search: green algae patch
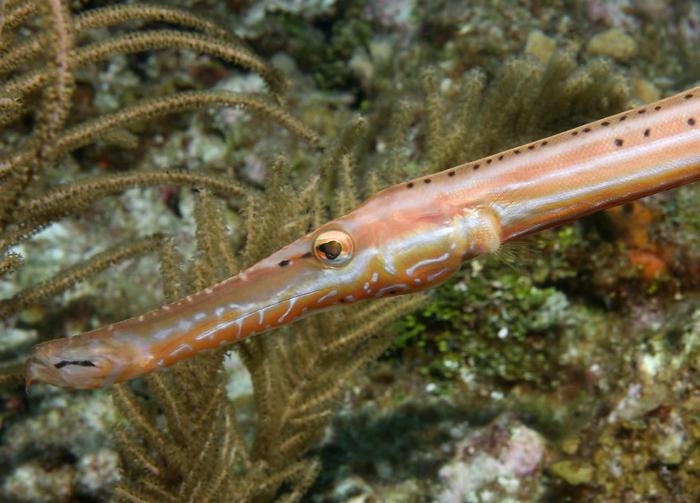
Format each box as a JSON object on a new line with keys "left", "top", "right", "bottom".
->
{"left": 550, "top": 460, "right": 594, "bottom": 486}
{"left": 390, "top": 259, "right": 570, "bottom": 383}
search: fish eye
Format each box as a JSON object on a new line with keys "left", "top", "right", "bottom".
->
{"left": 313, "top": 230, "right": 353, "bottom": 266}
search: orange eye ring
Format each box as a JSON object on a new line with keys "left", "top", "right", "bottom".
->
{"left": 313, "top": 230, "right": 354, "bottom": 266}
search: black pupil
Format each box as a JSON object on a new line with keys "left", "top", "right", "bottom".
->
{"left": 318, "top": 240, "right": 342, "bottom": 260}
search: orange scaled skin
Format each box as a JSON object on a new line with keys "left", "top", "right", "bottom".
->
{"left": 26, "top": 86, "right": 700, "bottom": 389}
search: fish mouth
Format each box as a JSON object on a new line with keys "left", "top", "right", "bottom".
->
{"left": 52, "top": 359, "right": 97, "bottom": 369}
{"left": 24, "top": 343, "right": 110, "bottom": 390}
{"left": 24, "top": 353, "right": 58, "bottom": 392}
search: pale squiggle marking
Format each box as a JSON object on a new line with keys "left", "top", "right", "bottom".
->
{"left": 278, "top": 297, "right": 297, "bottom": 323}
{"left": 371, "top": 272, "right": 378, "bottom": 283}
{"left": 193, "top": 312, "right": 207, "bottom": 321}
{"left": 383, "top": 255, "right": 397, "bottom": 275}
{"left": 317, "top": 289, "right": 338, "bottom": 303}
{"left": 215, "top": 307, "right": 225, "bottom": 317}
{"left": 170, "top": 343, "right": 192, "bottom": 357}
{"left": 195, "top": 311, "right": 253, "bottom": 341}
{"left": 375, "top": 283, "right": 408, "bottom": 297}
{"left": 427, "top": 268, "right": 451, "bottom": 282}
{"left": 154, "top": 327, "right": 175, "bottom": 340}
{"left": 157, "top": 290, "right": 334, "bottom": 350}
{"left": 234, "top": 316, "right": 245, "bottom": 338}
{"left": 405, "top": 252, "right": 450, "bottom": 277}
{"left": 194, "top": 320, "right": 224, "bottom": 341}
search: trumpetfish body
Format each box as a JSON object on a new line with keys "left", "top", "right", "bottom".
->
{"left": 26, "top": 86, "right": 700, "bottom": 389}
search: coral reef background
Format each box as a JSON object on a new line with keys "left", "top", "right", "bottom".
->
{"left": 1, "top": 0, "right": 699, "bottom": 501}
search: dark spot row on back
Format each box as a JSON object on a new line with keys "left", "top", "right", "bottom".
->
{"left": 405, "top": 176, "right": 436, "bottom": 187}
{"left": 404, "top": 92, "right": 696, "bottom": 191}
{"left": 566, "top": 101, "right": 672, "bottom": 137}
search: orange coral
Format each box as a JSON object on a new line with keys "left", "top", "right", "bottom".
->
{"left": 605, "top": 202, "right": 671, "bottom": 281}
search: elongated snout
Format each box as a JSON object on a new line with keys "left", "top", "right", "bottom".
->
{"left": 24, "top": 189, "right": 492, "bottom": 388}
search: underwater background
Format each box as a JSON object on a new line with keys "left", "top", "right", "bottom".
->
{"left": 1, "top": 0, "right": 699, "bottom": 501}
